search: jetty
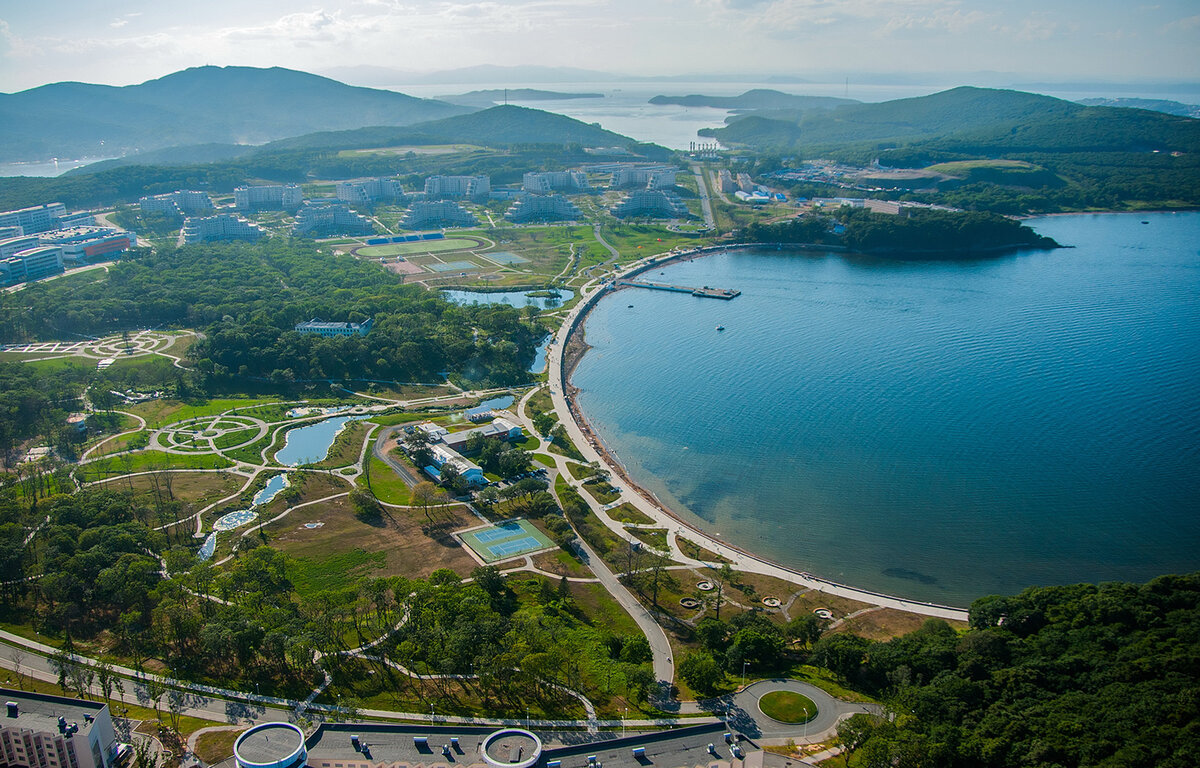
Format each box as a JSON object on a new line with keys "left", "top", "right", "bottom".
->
{"left": 617, "top": 279, "right": 740, "bottom": 300}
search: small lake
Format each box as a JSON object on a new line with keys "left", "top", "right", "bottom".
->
{"left": 530, "top": 337, "right": 551, "bottom": 373}
{"left": 476, "top": 395, "right": 515, "bottom": 411}
{"left": 443, "top": 288, "right": 574, "bottom": 311}
{"left": 275, "top": 416, "right": 365, "bottom": 467}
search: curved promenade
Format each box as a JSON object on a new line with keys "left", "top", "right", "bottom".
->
{"left": 545, "top": 246, "right": 970, "bottom": 622}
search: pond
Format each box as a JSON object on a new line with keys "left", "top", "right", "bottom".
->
{"left": 275, "top": 416, "right": 366, "bottom": 467}
{"left": 442, "top": 288, "right": 575, "bottom": 311}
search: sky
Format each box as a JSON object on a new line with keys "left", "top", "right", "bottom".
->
{"left": 1, "top": 0, "right": 1198, "bottom": 92}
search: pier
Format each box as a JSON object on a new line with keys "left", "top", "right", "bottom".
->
{"left": 617, "top": 279, "right": 741, "bottom": 300}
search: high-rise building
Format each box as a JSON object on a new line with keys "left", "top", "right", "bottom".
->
{"left": 292, "top": 201, "right": 373, "bottom": 237}
{"left": 0, "top": 689, "right": 121, "bottom": 768}
{"left": 182, "top": 214, "right": 265, "bottom": 243}
{"left": 423, "top": 175, "right": 490, "bottom": 200}
{"left": 335, "top": 178, "right": 406, "bottom": 206}
{"left": 611, "top": 190, "right": 690, "bottom": 219}
{"left": 139, "top": 191, "right": 214, "bottom": 216}
{"left": 401, "top": 201, "right": 477, "bottom": 229}
{"left": 522, "top": 171, "right": 590, "bottom": 193}
{"left": 233, "top": 185, "right": 303, "bottom": 211}
{"left": 505, "top": 195, "right": 583, "bottom": 223}
{"left": 610, "top": 166, "right": 677, "bottom": 190}
{"left": 0, "top": 204, "right": 68, "bottom": 235}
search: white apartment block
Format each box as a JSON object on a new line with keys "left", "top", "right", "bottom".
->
{"left": 717, "top": 169, "right": 736, "bottom": 193}
{"left": 523, "top": 171, "right": 590, "bottom": 193}
{"left": 610, "top": 166, "right": 677, "bottom": 190}
{"left": 336, "top": 178, "right": 406, "bottom": 206}
{"left": 233, "top": 185, "right": 303, "bottom": 210}
{"left": 505, "top": 194, "right": 583, "bottom": 223}
{"left": 423, "top": 175, "right": 490, "bottom": 200}
{"left": 182, "top": 214, "right": 265, "bottom": 243}
{"left": 139, "top": 190, "right": 214, "bottom": 216}
{"left": 0, "top": 690, "right": 120, "bottom": 768}
{"left": 401, "top": 201, "right": 477, "bottom": 229}
{"left": 292, "top": 201, "right": 373, "bottom": 237}
{"left": 611, "top": 190, "right": 689, "bottom": 219}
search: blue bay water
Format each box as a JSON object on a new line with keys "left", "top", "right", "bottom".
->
{"left": 572, "top": 212, "right": 1200, "bottom": 606}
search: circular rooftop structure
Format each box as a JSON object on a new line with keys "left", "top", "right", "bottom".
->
{"left": 481, "top": 729, "right": 542, "bottom": 768}
{"left": 234, "top": 723, "right": 306, "bottom": 768}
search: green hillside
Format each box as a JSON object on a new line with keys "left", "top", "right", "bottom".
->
{"left": 0, "top": 65, "right": 473, "bottom": 163}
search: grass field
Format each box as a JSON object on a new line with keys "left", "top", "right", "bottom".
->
{"left": 359, "top": 238, "right": 481, "bottom": 256}
{"left": 80, "top": 451, "right": 234, "bottom": 481}
{"left": 758, "top": 690, "right": 817, "bottom": 723}
{"left": 362, "top": 454, "right": 412, "bottom": 505}
{"left": 926, "top": 159, "right": 1039, "bottom": 175}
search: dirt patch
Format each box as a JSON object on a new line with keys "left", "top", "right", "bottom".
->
{"left": 829, "top": 608, "right": 967, "bottom": 642}
{"left": 268, "top": 496, "right": 480, "bottom": 580}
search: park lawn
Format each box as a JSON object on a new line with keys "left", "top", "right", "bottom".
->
{"left": 598, "top": 223, "right": 704, "bottom": 259}
{"left": 829, "top": 608, "right": 968, "bottom": 641}
{"left": 128, "top": 398, "right": 285, "bottom": 429}
{"left": 926, "top": 158, "right": 1040, "bottom": 175}
{"left": 287, "top": 548, "right": 388, "bottom": 596}
{"left": 582, "top": 482, "right": 621, "bottom": 505}
{"left": 363, "top": 454, "right": 412, "bottom": 505}
{"left": 530, "top": 549, "right": 593, "bottom": 579}
{"left": 193, "top": 728, "right": 248, "bottom": 764}
{"left": 92, "top": 471, "right": 246, "bottom": 508}
{"left": 676, "top": 536, "right": 729, "bottom": 563}
{"left": 80, "top": 451, "right": 233, "bottom": 482}
{"left": 606, "top": 503, "right": 653, "bottom": 526}
{"left": 361, "top": 383, "right": 456, "bottom": 400}
{"left": 568, "top": 581, "right": 641, "bottom": 637}
{"left": 222, "top": 435, "right": 274, "bottom": 465}
{"left": 547, "top": 432, "right": 584, "bottom": 461}
{"left": 532, "top": 453, "right": 555, "bottom": 467}
{"left": 628, "top": 528, "right": 669, "bottom": 551}
{"left": 267, "top": 491, "right": 479, "bottom": 581}
{"left": 213, "top": 427, "right": 261, "bottom": 450}
{"left": 567, "top": 463, "right": 595, "bottom": 481}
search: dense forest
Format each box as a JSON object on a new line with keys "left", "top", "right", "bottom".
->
{"left": 0, "top": 241, "right": 540, "bottom": 388}
{"left": 743, "top": 208, "right": 1058, "bottom": 253}
{"left": 0, "top": 486, "right": 654, "bottom": 712}
{"left": 825, "top": 574, "right": 1200, "bottom": 767}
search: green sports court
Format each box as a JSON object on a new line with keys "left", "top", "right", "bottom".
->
{"left": 458, "top": 518, "right": 556, "bottom": 563}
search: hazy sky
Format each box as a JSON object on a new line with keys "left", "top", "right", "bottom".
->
{"left": 2, "top": 0, "right": 1198, "bottom": 92}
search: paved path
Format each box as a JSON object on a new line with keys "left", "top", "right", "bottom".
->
{"left": 691, "top": 164, "right": 715, "bottom": 229}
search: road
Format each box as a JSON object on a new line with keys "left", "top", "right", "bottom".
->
{"left": 372, "top": 425, "right": 422, "bottom": 486}
{"left": 690, "top": 164, "right": 715, "bottom": 229}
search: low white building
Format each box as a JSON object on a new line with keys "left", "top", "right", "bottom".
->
{"left": 293, "top": 318, "right": 373, "bottom": 336}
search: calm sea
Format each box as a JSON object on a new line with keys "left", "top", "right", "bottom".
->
{"left": 572, "top": 212, "right": 1200, "bottom": 606}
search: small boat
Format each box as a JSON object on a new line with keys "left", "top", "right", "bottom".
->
{"left": 1141, "top": 220, "right": 1150, "bottom": 224}
{"left": 627, "top": 304, "right": 634, "bottom": 308}
{"left": 716, "top": 325, "right": 725, "bottom": 331}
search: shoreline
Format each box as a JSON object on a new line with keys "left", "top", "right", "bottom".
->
{"left": 549, "top": 243, "right": 971, "bottom": 621}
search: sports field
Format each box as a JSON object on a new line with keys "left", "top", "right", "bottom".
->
{"left": 458, "top": 518, "right": 556, "bottom": 563}
{"left": 359, "top": 238, "right": 480, "bottom": 256}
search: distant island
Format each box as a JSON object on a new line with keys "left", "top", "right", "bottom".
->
{"left": 444, "top": 88, "right": 604, "bottom": 106}
{"left": 649, "top": 89, "right": 856, "bottom": 111}
{"left": 1076, "top": 96, "right": 1200, "bottom": 119}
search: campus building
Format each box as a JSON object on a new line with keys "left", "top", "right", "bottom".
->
{"left": 0, "top": 236, "right": 40, "bottom": 260}
{"left": 505, "top": 194, "right": 582, "bottom": 223}
{"left": 0, "top": 246, "right": 64, "bottom": 286}
{"left": 138, "top": 190, "right": 214, "bottom": 216}
{"left": 181, "top": 214, "right": 264, "bottom": 243}
{"left": 294, "top": 318, "right": 373, "bottom": 337}
{"left": 440, "top": 417, "right": 524, "bottom": 451}
{"left": 523, "top": 171, "right": 590, "bottom": 193}
{"left": 233, "top": 185, "right": 303, "bottom": 211}
{"left": 38, "top": 228, "right": 136, "bottom": 264}
{"left": 401, "top": 201, "right": 477, "bottom": 230}
{"left": 292, "top": 201, "right": 373, "bottom": 237}
{"left": 424, "top": 175, "right": 491, "bottom": 200}
{"left": 336, "top": 178, "right": 407, "bottom": 206}
{"left": 0, "top": 689, "right": 122, "bottom": 768}
{"left": 0, "top": 204, "right": 67, "bottom": 235}
{"left": 717, "top": 169, "right": 736, "bottom": 193}
{"left": 736, "top": 172, "right": 755, "bottom": 193}
{"left": 611, "top": 190, "right": 690, "bottom": 219}
{"left": 610, "top": 166, "right": 677, "bottom": 190}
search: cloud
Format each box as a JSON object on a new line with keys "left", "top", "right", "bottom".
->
{"left": 1164, "top": 14, "right": 1200, "bottom": 30}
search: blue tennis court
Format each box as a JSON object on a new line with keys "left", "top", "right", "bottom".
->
{"left": 458, "top": 518, "right": 556, "bottom": 563}
{"left": 428, "top": 260, "right": 479, "bottom": 272}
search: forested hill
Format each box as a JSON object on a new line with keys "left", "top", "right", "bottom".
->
{"left": 745, "top": 208, "right": 1059, "bottom": 254}
{"left": 0, "top": 66, "right": 472, "bottom": 163}
{"left": 824, "top": 573, "right": 1200, "bottom": 767}
{"left": 703, "top": 86, "right": 1194, "bottom": 151}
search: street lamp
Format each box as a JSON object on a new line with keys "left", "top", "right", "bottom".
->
{"left": 623, "top": 707, "right": 628, "bottom": 737}
{"left": 741, "top": 661, "right": 748, "bottom": 689}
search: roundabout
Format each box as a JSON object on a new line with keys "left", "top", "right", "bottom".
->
{"left": 757, "top": 690, "right": 817, "bottom": 724}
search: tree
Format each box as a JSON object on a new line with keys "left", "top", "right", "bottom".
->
{"left": 837, "top": 714, "right": 881, "bottom": 763}
{"left": 350, "top": 489, "right": 384, "bottom": 524}
{"left": 410, "top": 481, "right": 441, "bottom": 520}
{"left": 786, "top": 614, "right": 826, "bottom": 649}
{"left": 678, "top": 652, "right": 724, "bottom": 697}
{"left": 619, "top": 635, "right": 652, "bottom": 664}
